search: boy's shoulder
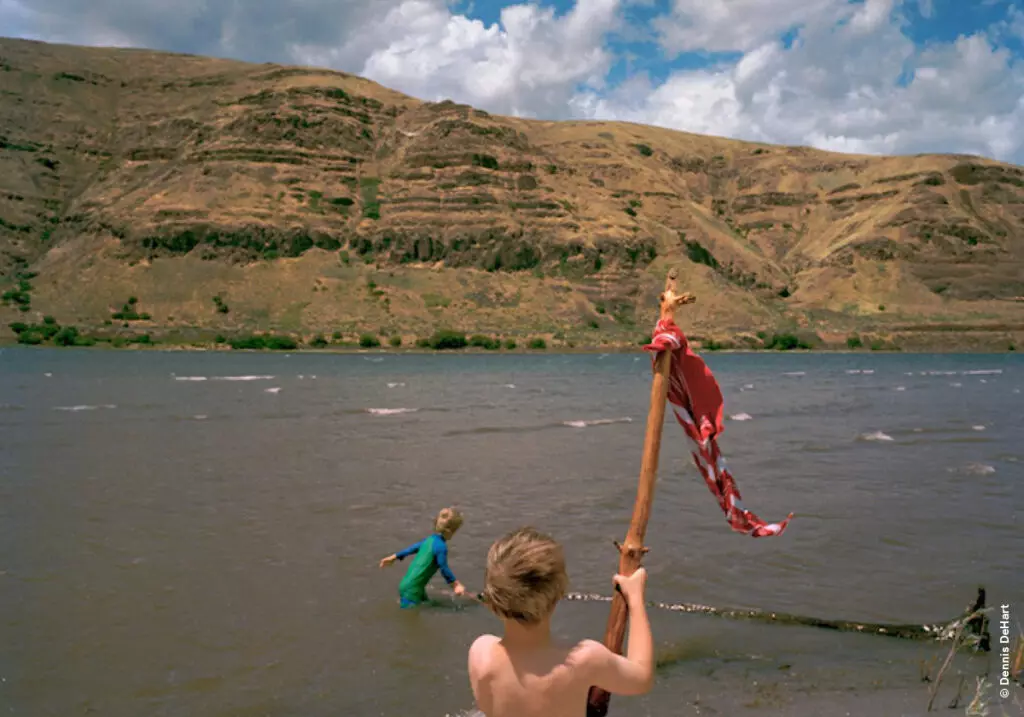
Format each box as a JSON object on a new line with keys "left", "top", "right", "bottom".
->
{"left": 565, "top": 639, "right": 611, "bottom": 668}
{"left": 469, "top": 634, "right": 501, "bottom": 659}
{"left": 468, "top": 634, "right": 502, "bottom": 680}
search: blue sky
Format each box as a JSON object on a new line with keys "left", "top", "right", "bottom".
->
{"left": 3, "top": 0, "right": 1023, "bottom": 162}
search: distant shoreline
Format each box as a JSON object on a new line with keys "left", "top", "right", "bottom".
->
{"left": 1, "top": 340, "right": 1018, "bottom": 356}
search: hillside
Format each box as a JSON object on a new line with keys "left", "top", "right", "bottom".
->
{"left": 1, "top": 37, "right": 1023, "bottom": 351}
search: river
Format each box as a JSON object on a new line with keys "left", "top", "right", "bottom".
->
{"left": 1, "top": 348, "right": 1021, "bottom": 716}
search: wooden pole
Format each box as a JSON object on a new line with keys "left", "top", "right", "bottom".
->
{"left": 586, "top": 268, "right": 695, "bottom": 717}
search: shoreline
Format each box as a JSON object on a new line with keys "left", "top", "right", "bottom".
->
{"left": 0, "top": 340, "right": 1019, "bottom": 356}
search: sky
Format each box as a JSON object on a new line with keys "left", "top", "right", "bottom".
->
{"left": 3, "top": 0, "right": 1024, "bottom": 164}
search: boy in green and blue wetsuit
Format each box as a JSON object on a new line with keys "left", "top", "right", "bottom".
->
{"left": 379, "top": 507, "right": 466, "bottom": 607}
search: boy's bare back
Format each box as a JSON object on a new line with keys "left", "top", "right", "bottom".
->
{"left": 469, "top": 634, "right": 649, "bottom": 717}
{"left": 468, "top": 527, "right": 653, "bottom": 717}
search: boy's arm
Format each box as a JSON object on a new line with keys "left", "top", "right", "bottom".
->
{"left": 577, "top": 574, "right": 654, "bottom": 696}
{"left": 433, "top": 540, "right": 465, "bottom": 594}
{"left": 381, "top": 539, "right": 423, "bottom": 566}
{"left": 394, "top": 540, "right": 423, "bottom": 560}
{"left": 468, "top": 635, "right": 498, "bottom": 714}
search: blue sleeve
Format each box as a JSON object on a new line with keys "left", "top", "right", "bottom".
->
{"left": 395, "top": 540, "right": 423, "bottom": 560}
{"left": 433, "top": 539, "right": 457, "bottom": 584}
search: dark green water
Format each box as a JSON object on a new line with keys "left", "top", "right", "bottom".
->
{"left": 1, "top": 348, "right": 1021, "bottom": 716}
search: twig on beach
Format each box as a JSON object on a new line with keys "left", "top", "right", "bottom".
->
{"left": 965, "top": 676, "right": 991, "bottom": 717}
{"left": 926, "top": 619, "right": 965, "bottom": 712}
{"left": 920, "top": 655, "right": 937, "bottom": 682}
{"left": 948, "top": 674, "right": 967, "bottom": 709}
{"left": 926, "top": 607, "right": 990, "bottom": 712}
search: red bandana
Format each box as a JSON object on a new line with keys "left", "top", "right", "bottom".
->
{"left": 645, "top": 318, "right": 793, "bottom": 537}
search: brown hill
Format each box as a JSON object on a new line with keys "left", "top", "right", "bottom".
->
{"left": 1, "top": 37, "right": 1022, "bottom": 350}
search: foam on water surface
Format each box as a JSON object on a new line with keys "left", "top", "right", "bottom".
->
{"left": 562, "top": 417, "right": 632, "bottom": 428}
{"left": 860, "top": 430, "right": 894, "bottom": 442}
{"left": 54, "top": 404, "right": 116, "bottom": 411}
{"left": 366, "top": 408, "right": 418, "bottom": 415}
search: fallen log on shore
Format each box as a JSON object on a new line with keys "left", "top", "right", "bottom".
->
{"left": 563, "top": 586, "right": 991, "bottom": 651}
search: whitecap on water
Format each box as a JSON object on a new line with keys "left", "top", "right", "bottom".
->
{"left": 972, "top": 425, "right": 986, "bottom": 431}
{"left": 951, "top": 382, "right": 963, "bottom": 388}
{"left": 961, "top": 463, "right": 996, "bottom": 476}
{"left": 213, "top": 375, "right": 275, "bottom": 381}
{"left": 859, "top": 430, "right": 894, "bottom": 442}
{"left": 503, "top": 384, "right": 516, "bottom": 389}
{"left": 387, "top": 382, "right": 405, "bottom": 388}
{"left": 783, "top": 371, "right": 806, "bottom": 377}
{"left": 55, "top": 404, "right": 116, "bottom": 412}
{"left": 44, "top": 372, "right": 52, "bottom": 377}
{"left": 175, "top": 376, "right": 208, "bottom": 381}
{"left": 740, "top": 383, "right": 755, "bottom": 391}
{"left": 265, "top": 387, "right": 281, "bottom": 394}
{"left": 562, "top": 417, "right": 632, "bottom": 428}
{"left": 962, "top": 369, "right": 1002, "bottom": 375}
{"left": 895, "top": 386, "right": 906, "bottom": 392}
{"left": 366, "top": 408, "right": 418, "bottom": 415}
{"left": 729, "top": 413, "right": 753, "bottom": 421}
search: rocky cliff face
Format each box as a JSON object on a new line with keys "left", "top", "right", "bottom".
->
{"left": 2, "top": 37, "right": 1022, "bottom": 348}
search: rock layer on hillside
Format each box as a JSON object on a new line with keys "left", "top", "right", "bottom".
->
{"left": 1, "top": 37, "right": 1022, "bottom": 348}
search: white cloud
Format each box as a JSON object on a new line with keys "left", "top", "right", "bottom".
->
{"left": 1, "top": 0, "right": 1023, "bottom": 163}
{"left": 652, "top": 0, "right": 845, "bottom": 54}
{"left": 353, "top": 0, "right": 623, "bottom": 117}
{"left": 995, "top": 4, "right": 1024, "bottom": 42}
{"left": 576, "top": 1, "right": 1024, "bottom": 163}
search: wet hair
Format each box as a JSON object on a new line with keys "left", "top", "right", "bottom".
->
{"left": 483, "top": 526, "right": 568, "bottom": 624}
{"left": 434, "top": 507, "right": 464, "bottom": 537}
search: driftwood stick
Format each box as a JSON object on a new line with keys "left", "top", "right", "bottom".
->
{"left": 586, "top": 268, "right": 695, "bottom": 717}
{"left": 927, "top": 616, "right": 972, "bottom": 711}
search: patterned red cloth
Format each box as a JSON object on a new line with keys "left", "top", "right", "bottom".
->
{"left": 644, "top": 317, "right": 793, "bottom": 537}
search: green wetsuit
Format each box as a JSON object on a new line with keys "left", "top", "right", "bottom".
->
{"left": 395, "top": 533, "right": 457, "bottom": 607}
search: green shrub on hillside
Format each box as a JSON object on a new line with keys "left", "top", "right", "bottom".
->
{"left": 429, "top": 330, "right": 467, "bottom": 350}
{"left": 763, "top": 333, "right": 811, "bottom": 350}
{"left": 469, "top": 334, "right": 500, "bottom": 350}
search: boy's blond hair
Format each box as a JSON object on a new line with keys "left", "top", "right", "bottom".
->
{"left": 483, "top": 526, "right": 568, "bottom": 624}
{"left": 434, "top": 507, "right": 464, "bottom": 536}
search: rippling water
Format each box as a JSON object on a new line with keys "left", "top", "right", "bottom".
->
{"left": 1, "top": 348, "right": 1022, "bottom": 716}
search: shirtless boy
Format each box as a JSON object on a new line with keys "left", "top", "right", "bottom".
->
{"left": 468, "top": 527, "right": 653, "bottom": 717}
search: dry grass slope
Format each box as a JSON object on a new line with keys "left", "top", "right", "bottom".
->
{"left": 1, "top": 37, "right": 1022, "bottom": 350}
